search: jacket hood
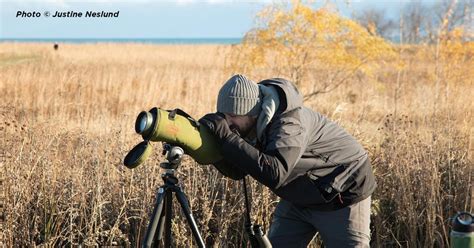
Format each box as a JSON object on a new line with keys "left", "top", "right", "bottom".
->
{"left": 258, "top": 78, "right": 303, "bottom": 113}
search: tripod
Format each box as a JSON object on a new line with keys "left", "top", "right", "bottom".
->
{"left": 242, "top": 177, "right": 273, "bottom": 248}
{"left": 142, "top": 144, "right": 206, "bottom": 248}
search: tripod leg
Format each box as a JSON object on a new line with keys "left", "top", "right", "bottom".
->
{"left": 155, "top": 195, "right": 166, "bottom": 243}
{"left": 175, "top": 189, "right": 206, "bottom": 248}
{"left": 164, "top": 190, "right": 173, "bottom": 248}
{"left": 143, "top": 188, "right": 166, "bottom": 248}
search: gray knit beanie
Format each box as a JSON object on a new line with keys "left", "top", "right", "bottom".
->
{"left": 217, "top": 74, "right": 261, "bottom": 116}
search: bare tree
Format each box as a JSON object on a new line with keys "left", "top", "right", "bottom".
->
{"left": 353, "top": 0, "right": 471, "bottom": 44}
{"left": 400, "top": 0, "right": 470, "bottom": 43}
{"left": 433, "top": 0, "right": 472, "bottom": 40}
{"left": 401, "top": 2, "right": 428, "bottom": 43}
{"left": 462, "top": 0, "right": 473, "bottom": 39}
{"left": 354, "top": 8, "right": 397, "bottom": 40}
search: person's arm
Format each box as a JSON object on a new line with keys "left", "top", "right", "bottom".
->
{"left": 199, "top": 113, "right": 302, "bottom": 189}
{"left": 220, "top": 134, "right": 301, "bottom": 189}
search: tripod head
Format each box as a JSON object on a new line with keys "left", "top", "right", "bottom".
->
{"left": 160, "top": 143, "right": 184, "bottom": 170}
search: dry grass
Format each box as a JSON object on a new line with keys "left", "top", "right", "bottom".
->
{"left": 0, "top": 42, "right": 472, "bottom": 247}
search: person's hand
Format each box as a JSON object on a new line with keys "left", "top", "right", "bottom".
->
{"left": 199, "top": 113, "right": 234, "bottom": 143}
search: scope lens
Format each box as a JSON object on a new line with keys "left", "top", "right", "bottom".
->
{"left": 137, "top": 116, "right": 147, "bottom": 133}
{"left": 135, "top": 111, "right": 152, "bottom": 134}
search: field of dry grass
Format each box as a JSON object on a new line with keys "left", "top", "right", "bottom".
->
{"left": 0, "top": 42, "right": 472, "bottom": 247}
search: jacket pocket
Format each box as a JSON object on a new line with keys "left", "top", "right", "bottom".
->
{"left": 272, "top": 174, "right": 333, "bottom": 206}
{"left": 307, "top": 173, "right": 340, "bottom": 202}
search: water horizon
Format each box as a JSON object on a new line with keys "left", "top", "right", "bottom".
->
{"left": 0, "top": 37, "right": 242, "bottom": 45}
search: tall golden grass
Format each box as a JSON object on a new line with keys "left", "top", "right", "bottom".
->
{"left": 0, "top": 42, "right": 472, "bottom": 247}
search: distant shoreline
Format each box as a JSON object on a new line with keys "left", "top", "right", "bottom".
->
{"left": 0, "top": 38, "right": 242, "bottom": 45}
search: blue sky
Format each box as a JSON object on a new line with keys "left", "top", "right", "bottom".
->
{"left": 0, "top": 0, "right": 433, "bottom": 39}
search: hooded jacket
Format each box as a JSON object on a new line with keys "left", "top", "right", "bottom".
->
{"left": 215, "top": 78, "right": 376, "bottom": 210}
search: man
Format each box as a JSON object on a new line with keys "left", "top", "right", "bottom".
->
{"left": 199, "top": 74, "right": 376, "bottom": 248}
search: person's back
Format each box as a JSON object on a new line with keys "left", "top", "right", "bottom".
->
{"left": 199, "top": 74, "right": 376, "bottom": 247}
{"left": 269, "top": 106, "right": 375, "bottom": 208}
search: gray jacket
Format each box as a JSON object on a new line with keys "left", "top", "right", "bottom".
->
{"left": 215, "top": 78, "right": 376, "bottom": 210}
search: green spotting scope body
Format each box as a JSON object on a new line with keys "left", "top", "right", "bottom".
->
{"left": 124, "top": 107, "right": 223, "bottom": 168}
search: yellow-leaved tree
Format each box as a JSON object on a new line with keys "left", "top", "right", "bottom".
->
{"left": 227, "top": 1, "right": 397, "bottom": 100}
{"left": 435, "top": 28, "right": 474, "bottom": 103}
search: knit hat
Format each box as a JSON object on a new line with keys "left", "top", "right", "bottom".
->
{"left": 217, "top": 74, "right": 261, "bottom": 116}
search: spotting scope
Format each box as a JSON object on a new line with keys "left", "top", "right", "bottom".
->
{"left": 124, "top": 107, "right": 223, "bottom": 168}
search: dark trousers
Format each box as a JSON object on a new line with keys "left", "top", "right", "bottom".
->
{"left": 268, "top": 196, "right": 371, "bottom": 248}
